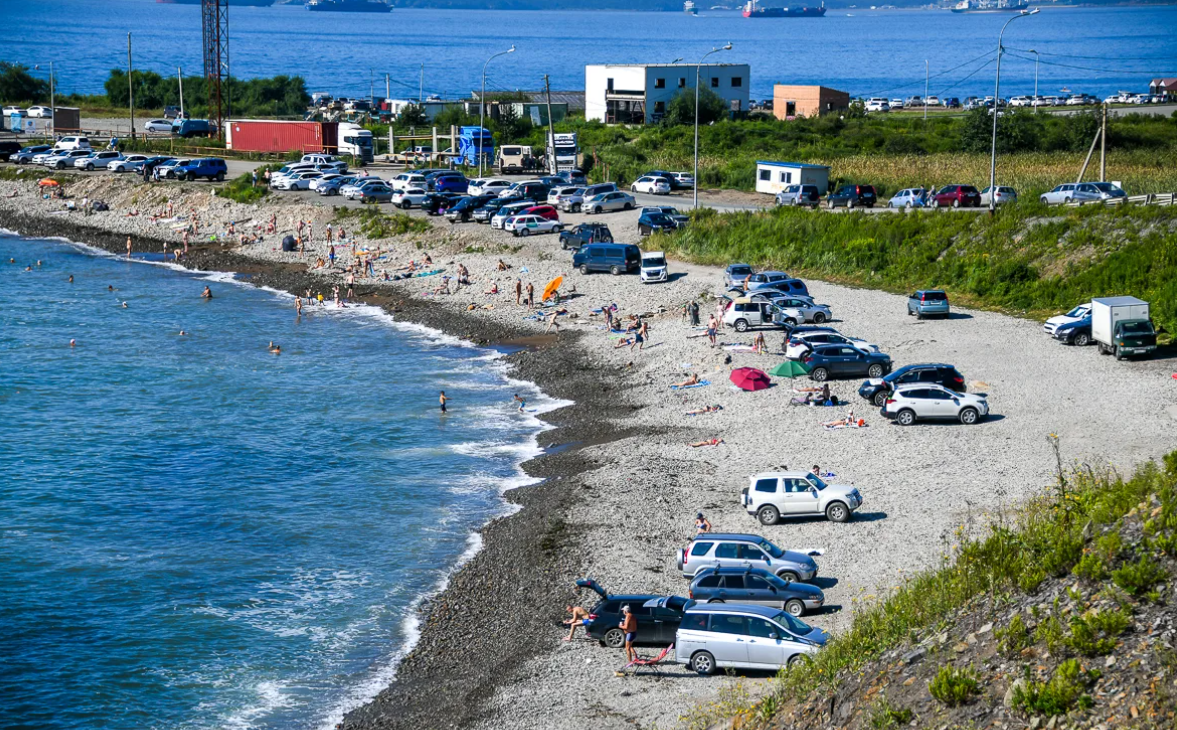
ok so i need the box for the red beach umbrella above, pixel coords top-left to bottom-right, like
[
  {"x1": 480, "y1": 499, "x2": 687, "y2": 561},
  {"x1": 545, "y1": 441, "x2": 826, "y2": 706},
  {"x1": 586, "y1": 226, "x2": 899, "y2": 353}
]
[{"x1": 730, "y1": 367, "x2": 771, "y2": 392}]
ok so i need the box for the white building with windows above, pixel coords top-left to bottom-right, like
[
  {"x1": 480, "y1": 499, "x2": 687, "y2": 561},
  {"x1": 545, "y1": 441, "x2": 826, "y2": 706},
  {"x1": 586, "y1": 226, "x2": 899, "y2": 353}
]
[
  {"x1": 585, "y1": 63, "x2": 751, "y2": 124},
  {"x1": 754, "y1": 160, "x2": 830, "y2": 196}
]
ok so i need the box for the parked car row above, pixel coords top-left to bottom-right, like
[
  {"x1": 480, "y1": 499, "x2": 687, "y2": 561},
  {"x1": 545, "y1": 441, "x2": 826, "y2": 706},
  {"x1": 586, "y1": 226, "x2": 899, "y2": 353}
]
[
  {"x1": 860, "y1": 92, "x2": 1151, "y2": 112},
  {"x1": 1043, "y1": 298, "x2": 1157, "y2": 360}
]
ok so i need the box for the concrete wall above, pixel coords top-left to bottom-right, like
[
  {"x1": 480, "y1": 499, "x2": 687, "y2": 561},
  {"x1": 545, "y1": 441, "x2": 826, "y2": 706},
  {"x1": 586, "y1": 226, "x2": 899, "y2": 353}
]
[
  {"x1": 586, "y1": 64, "x2": 750, "y2": 123},
  {"x1": 772, "y1": 85, "x2": 850, "y2": 119}
]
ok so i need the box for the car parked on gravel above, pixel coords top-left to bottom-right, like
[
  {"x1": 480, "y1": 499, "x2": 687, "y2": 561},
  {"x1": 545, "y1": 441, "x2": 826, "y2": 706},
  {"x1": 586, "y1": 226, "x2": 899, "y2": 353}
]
[
  {"x1": 575, "y1": 578, "x2": 692, "y2": 648},
  {"x1": 637, "y1": 210, "x2": 677, "y2": 237},
  {"x1": 491, "y1": 201, "x2": 536, "y2": 229},
  {"x1": 886, "y1": 188, "x2": 928, "y2": 208},
  {"x1": 44, "y1": 149, "x2": 92, "y2": 169},
  {"x1": 572, "y1": 243, "x2": 641, "y2": 275},
  {"x1": 467, "y1": 177, "x2": 512, "y2": 196},
  {"x1": 272, "y1": 171, "x2": 322, "y2": 191},
  {"x1": 775, "y1": 184, "x2": 822, "y2": 208},
  {"x1": 756, "y1": 278, "x2": 811, "y2": 299},
  {"x1": 389, "y1": 187, "x2": 429, "y2": 207},
  {"x1": 785, "y1": 328, "x2": 879, "y2": 360},
  {"x1": 388, "y1": 172, "x2": 428, "y2": 192},
  {"x1": 742, "y1": 471, "x2": 864, "y2": 525},
  {"x1": 584, "y1": 190, "x2": 636, "y2": 214},
  {"x1": 723, "y1": 264, "x2": 754, "y2": 289},
  {"x1": 979, "y1": 186, "x2": 1018, "y2": 206},
  {"x1": 504, "y1": 214, "x2": 563, "y2": 237},
  {"x1": 473, "y1": 196, "x2": 526, "y2": 223},
  {"x1": 769, "y1": 296, "x2": 832, "y2": 325},
  {"x1": 422, "y1": 192, "x2": 466, "y2": 216},
  {"x1": 857, "y1": 363, "x2": 966, "y2": 408},
  {"x1": 74, "y1": 151, "x2": 124, "y2": 171},
  {"x1": 560, "y1": 222, "x2": 613, "y2": 250},
  {"x1": 12, "y1": 145, "x2": 52, "y2": 164},
  {"x1": 640, "y1": 251, "x2": 669, "y2": 283},
  {"x1": 826, "y1": 184, "x2": 877, "y2": 209},
  {"x1": 631, "y1": 175, "x2": 671, "y2": 195},
  {"x1": 642, "y1": 206, "x2": 689, "y2": 227},
  {"x1": 1043, "y1": 303, "x2": 1093, "y2": 345},
  {"x1": 743, "y1": 271, "x2": 793, "y2": 292},
  {"x1": 315, "y1": 175, "x2": 358, "y2": 196},
  {"x1": 153, "y1": 158, "x2": 190, "y2": 180},
  {"x1": 677, "y1": 533, "x2": 819, "y2": 582},
  {"x1": 445, "y1": 194, "x2": 497, "y2": 223},
  {"x1": 0, "y1": 141, "x2": 22, "y2": 161},
  {"x1": 724, "y1": 298, "x2": 779, "y2": 332},
  {"x1": 882, "y1": 383, "x2": 990, "y2": 425},
  {"x1": 688, "y1": 567, "x2": 824, "y2": 616},
  {"x1": 350, "y1": 182, "x2": 394, "y2": 203},
  {"x1": 907, "y1": 289, "x2": 951, "y2": 319},
  {"x1": 930, "y1": 184, "x2": 982, "y2": 208},
  {"x1": 108, "y1": 154, "x2": 150, "y2": 173},
  {"x1": 1049, "y1": 313, "x2": 1093, "y2": 346},
  {"x1": 675, "y1": 603, "x2": 827, "y2": 675},
  {"x1": 172, "y1": 158, "x2": 228, "y2": 182},
  {"x1": 802, "y1": 344, "x2": 892, "y2": 381},
  {"x1": 143, "y1": 118, "x2": 173, "y2": 134},
  {"x1": 547, "y1": 186, "x2": 582, "y2": 206}
]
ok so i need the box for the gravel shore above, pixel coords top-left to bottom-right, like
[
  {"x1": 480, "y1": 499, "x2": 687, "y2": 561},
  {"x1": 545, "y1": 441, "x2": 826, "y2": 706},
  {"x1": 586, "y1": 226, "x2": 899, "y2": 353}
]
[{"x1": 3, "y1": 171, "x2": 1175, "y2": 730}]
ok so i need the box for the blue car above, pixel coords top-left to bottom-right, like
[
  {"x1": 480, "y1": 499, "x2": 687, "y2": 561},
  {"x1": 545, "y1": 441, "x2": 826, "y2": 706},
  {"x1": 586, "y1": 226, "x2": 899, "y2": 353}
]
[
  {"x1": 434, "y1": 174, "x2": 469, "y2": 194},
  {"x1": 171, "y1": 158, "x2": 228, "y2": 182},
  {"x1": 1051, "y1": 315, "x2": 1093, "y2": 346},
  {"x1": 907, "y1": 290, "x2": 950, "y2": 319}
]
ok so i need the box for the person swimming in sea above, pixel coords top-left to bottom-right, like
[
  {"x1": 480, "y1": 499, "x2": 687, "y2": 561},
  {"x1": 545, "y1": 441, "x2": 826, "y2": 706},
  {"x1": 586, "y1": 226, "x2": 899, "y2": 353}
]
[
  {"x1": 268, "y1": 341, "x2": 281, "y2": 355},
  {"x1": 439, "y1": 391, "x2": 450, "y2": 414},
  {"x1": 201, "y1": 286, "x2": 213, "y2": 300}
]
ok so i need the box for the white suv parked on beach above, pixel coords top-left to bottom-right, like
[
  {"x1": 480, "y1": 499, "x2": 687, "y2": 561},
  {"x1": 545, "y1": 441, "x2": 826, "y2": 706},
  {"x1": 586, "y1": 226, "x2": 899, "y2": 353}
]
[{"x1": 741, "y1": 471, "x2": 863, "y2": 525}]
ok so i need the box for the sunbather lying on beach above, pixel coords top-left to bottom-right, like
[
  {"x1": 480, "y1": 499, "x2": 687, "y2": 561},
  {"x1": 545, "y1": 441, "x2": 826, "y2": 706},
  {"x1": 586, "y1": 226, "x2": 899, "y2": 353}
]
[
  {"x1": 686, "y1": 404, "x2": 723, "y2": 415},
  {"x1": 822, "y1": 411, "x2": 856, "y2": 428},
  {"x1": 614, "y1": 337, "x2": 634, "y2": 348},
  {"x1": 690, "y1": 437, "x2": 724, "y2": 447},
  {"x1": 674, "y1": 373, "x2": 701, "y2": 388}
]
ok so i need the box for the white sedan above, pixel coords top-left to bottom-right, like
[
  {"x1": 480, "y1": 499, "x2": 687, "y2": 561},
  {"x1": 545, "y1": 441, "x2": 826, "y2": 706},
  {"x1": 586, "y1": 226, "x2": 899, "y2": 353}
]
[
  {"x1": 468, "y1": 178, "x2": 512, "y2": 196},
  {"x1": 882, "y1": 383, "x2": 990, "y2": 426},
  {"x1": 109, "y1": 154, "x2": 149, "y2": 173},
  {"x1": 272, "y1": 171, "x2": 322, "y2": 190},
  {"x1": 144, "y1": 119, "x2": 173, "y2": 133},
  {"x1": 27, "y1": 106, "x2": 53, "y2": 118},
  {"x1": 390, "y1": 187, "x2": 429, "y2": 207},
  {"x1": 631, "y1": 176, "x2": 671, "y2": 195},
  {"x1": 388, "y1": 173, "x2": 429, "y2": 191},
  {"x1": 74, "y1": 151, "x2": 124, "y2": 171},
  {"x1": 504, "y1": 215, "x2": 564, "y2": 237}
]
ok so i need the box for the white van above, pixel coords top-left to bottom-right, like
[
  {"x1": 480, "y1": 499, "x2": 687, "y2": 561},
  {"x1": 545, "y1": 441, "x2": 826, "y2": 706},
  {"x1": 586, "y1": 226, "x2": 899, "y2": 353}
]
[
  {"x1": 640, "y1": 251, "x2": 668, "y2": 284},
  {"x1": 675, "y1": 603, "x2": 827, "y2": 675}
]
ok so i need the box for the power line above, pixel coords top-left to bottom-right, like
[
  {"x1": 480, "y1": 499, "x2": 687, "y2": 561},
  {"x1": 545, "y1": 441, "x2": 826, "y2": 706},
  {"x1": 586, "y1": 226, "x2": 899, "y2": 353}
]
[
  {"x1": 933, "y1": 57, "x2": 996, "y2": 97},
  {"x1": 860, "y1": 48, "x2": 995, "y2": 98},
  {"x1": 1006, "y1": 46, "x2": 1177, "y2": 62},
  {"x1": 1004, "y1": 51, "x2": 1162, "y2": 76}
]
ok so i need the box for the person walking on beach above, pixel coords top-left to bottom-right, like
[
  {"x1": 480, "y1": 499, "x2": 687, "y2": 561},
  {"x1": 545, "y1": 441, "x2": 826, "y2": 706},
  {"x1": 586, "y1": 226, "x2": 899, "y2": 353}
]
[
  {"x1": 545, "y1": 310, "x2": 560, "y2": 334},
  {"x1": 126, "y1": 236, "x2": 132, "y2": 257},
  {"x1": 620, "y1": 606, "x2": 638, "y2": 663},
  {"x1": 513, "y1": 393, "x2": 526, "y2": 412},
  {"x1": 346, "y1": 272, "x2": 355, "y2": 300},
  {"x1": 439, "y1": 391, "x2": 450, "y2": 414},
  {"x1": 706, "y1": 315, "x2": 718, "y2": 347},
  {"x1": 295, "y1": 296, "x2": 303, "y2": 316},
  {"x1": 631, "y1": 320, "x2": 648, "y2": 352},
  {"x1": 514, "y1": 279, "x2": 522, "y2": 305},
  {"x1": 329, "y1": 245, "x2": 336, "y2": 269},
  {"x1": 525, "y1": 282, "x2": 535, "y2": 309}
]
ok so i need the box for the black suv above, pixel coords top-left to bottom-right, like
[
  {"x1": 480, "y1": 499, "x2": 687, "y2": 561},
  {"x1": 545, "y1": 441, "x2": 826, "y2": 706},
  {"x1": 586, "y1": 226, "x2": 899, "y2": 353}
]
[
  {"x1": 576, "y1": 578, "x2": 692, "y2": 647},
  {"x1": 445, "y1": 194, "x2": 496, "y2": 223},
  {"x1": 857, "y1": 363, "x2": 965, "y2": 407},
  {"x1": 688, "y1": 567, "x2": 824, "y2": 617},
  {"x1": 802, "y1": 344, "x2": 892, "y2": 381},
  {"x1": 560, "y1": 223, "x2": 613, "y2": 251},
  {"x1": 826, "y1": 184, "x2": 877, "y2": 209},
  {"x1": 421, "y1": 192, "x2": 465, "y2": 216}
]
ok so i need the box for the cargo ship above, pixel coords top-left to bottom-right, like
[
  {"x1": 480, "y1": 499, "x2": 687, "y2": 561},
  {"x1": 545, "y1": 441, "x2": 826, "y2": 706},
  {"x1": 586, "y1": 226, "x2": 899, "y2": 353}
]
[
  {"x1": 157, "y1": 0, "x2": 275, "y2": 5},
  {"x1": 684, "y1": 0, "x2": 698, "y2": 13},
  {"x1": 742, "y1": 0, "x2": 825, "y2": 17},
  {"x1": 950, "y1": 0, "x2": 1030, "y2": 12},
  {"x1": 306, "y1": 0, "x2": 392, "y2": 11}
]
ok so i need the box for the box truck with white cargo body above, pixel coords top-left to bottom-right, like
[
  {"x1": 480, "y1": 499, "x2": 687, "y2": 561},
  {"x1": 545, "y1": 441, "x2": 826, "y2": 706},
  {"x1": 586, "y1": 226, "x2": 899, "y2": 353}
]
[
  {"x1": 338, "y1": 122, "x2": 374, "y2": 164},
  {"x1": 1091, "y1": 296, "x2": 1157, "y2": 360},
  {"x1": 547, "y1": 132, "x2": 579, "y2": 173}
]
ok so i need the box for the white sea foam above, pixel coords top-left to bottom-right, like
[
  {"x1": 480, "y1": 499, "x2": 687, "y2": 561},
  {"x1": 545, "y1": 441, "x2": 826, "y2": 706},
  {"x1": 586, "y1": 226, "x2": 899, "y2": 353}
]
[{"x1": 223, "y1": 680, "x2": 296, "y2": 730}]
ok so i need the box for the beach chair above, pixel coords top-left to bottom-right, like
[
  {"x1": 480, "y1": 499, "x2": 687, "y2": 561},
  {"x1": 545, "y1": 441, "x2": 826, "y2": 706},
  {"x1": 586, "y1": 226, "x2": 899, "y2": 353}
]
[{"x1": 615, "y1": 644, "x2": 675, "y2": 677}]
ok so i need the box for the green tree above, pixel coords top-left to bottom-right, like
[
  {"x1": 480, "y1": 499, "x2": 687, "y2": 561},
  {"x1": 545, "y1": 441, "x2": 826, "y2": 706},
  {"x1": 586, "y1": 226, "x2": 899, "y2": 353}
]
[
  {"x1": 397, "y1": 104, "x2": 428, "y2": 127},
  {"x1": 0, "y1": 62, "x2": 50, "y2": 104},
  {"x1": 493, "y1": 103, "x2": 533, "y2": 143},
  {"x1": 1059, "y1": 109, "x2": 1100, "y2": 152},
  {"x1": 960, "y1": 107, "x2": 1042, "y2": 154},
  {"x1": 662, "y1": 87, "x2": 729, "y2": 126}
]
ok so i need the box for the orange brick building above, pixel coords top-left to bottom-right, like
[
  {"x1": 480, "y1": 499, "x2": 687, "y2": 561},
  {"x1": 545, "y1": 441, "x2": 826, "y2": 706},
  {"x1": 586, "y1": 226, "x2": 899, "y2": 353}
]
[{"x1": 772, "y1": 85, "x2": 850, "y2": 119}]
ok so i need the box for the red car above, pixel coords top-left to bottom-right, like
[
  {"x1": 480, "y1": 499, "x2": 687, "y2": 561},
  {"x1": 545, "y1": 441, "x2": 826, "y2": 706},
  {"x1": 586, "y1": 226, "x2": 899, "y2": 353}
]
[
  {"x1": 930, "y1": 185, "x2": 981, "y2": 208},
  {"x1": 524, "y1": 205, "x2": 559, "y2": 221}
]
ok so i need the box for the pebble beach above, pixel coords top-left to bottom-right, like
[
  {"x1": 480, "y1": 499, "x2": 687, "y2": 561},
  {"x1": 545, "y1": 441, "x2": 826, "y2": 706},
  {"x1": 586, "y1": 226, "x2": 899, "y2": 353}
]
[{"x1": 3, "y1": 170, "x2": 1175, "y2": 730}]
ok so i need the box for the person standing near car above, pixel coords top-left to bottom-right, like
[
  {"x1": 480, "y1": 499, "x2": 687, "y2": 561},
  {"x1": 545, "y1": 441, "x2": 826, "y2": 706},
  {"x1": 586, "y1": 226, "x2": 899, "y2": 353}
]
[{"x1": 620, "y1": 606, "x2": 638, "y2": 663}]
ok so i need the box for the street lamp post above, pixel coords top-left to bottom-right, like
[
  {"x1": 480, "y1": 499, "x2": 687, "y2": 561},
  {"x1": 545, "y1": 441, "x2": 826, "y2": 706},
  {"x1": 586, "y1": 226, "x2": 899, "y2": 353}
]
[
  {"x1": 33, "y1": 62, "x2": 55, "y2": 139},
  {"x1": 989, "y1": 9, "x2": 1039, "y2": 214},
  {"x1": 479, "y1": 45, "x2": 515, "y2": 178},
  {"x1": 694, "y1": 43, "x2": 732, "y2": 210},
  {"x1": 1028, "y1": 49, "x2": 1040, "y2": 105}
]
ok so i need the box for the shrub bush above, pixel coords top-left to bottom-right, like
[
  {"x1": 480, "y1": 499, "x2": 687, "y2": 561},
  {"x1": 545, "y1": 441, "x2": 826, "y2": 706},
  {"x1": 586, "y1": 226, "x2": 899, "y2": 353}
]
[
  {"x1": 928, "y1": 665, "x2": 980, "y2": 706},
  {"x1": 1011, "y1": 659, "x2": 1098, "y2": 715}
]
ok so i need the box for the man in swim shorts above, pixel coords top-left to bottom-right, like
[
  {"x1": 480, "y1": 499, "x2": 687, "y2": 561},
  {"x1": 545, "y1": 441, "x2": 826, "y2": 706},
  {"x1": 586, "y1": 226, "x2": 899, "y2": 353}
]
[{"x1": 620, "y1": 605, "x2": 638, "y2": 662}]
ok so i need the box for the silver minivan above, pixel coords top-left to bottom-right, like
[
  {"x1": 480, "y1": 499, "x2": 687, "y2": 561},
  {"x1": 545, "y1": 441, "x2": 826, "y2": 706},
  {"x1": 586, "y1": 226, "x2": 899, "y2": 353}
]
[{"x1": 675, "y1": 604, "x2": 827, "y2": 674}]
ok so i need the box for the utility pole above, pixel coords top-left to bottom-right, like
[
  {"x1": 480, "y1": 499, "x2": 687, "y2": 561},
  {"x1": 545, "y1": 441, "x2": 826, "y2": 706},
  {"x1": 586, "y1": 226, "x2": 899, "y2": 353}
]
[
  {"x1": 49, "y1": 62, "x2": 55, "y2": 139},
  {"x1": 128, "y1": 33, "x2": 135, "y2": 142},
  {"x1": 924, "y1": 60, "x2": 929, "y2": 121},
  {"x1": 385, "y1": 73, "x2": 390, "y2": 103},
  {"x1": 1099, "y1": 102, "x2": 1107, "y2": 182},
  {"x1": 419, "y1": 64, "x2": 424, "y2": 104},
  {"x1": 178, "y1": 67, "x2": 185, "y2": 118},
  {"x1": 544, "y1": 74, "x2": 557, "y2": 174},
  {"x1": 988, "y1": 9, "x2": 1039, "y2": 215}
]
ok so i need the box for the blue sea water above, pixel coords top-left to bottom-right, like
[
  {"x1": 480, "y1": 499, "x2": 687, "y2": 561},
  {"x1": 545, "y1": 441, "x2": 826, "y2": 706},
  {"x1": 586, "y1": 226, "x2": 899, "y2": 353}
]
[
  {"x1": 0, "y1": 233, "x2": 561, "y2": 730},
  {"x1": 3, "y1": 1, "x2": 1177, "y2": 104}
]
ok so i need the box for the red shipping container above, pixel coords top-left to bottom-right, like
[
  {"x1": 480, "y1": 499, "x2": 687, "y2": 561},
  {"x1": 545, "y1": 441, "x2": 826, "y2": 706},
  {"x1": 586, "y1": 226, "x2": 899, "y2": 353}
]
[{"x1": 226, "y1": 120, "x2": 339, "y2": 154}]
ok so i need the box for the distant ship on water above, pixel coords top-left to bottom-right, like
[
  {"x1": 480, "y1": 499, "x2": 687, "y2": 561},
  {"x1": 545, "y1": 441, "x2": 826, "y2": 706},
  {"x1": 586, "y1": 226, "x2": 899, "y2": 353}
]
[
  {"x1": 306, "y1": 0, "x2": 392, "y2": 11},
  {"x1": 743, "y1": 0, "x2": 825, "y2": 16},
  {"x1": 684, "y1": 0, "x2": 698, "y2": 13},
  {"x1": 157, "y1": 0, "x2": 275, "y2": 5},
  {"x1": 951, "y1": 0, "x2": 1030, "y2": 12}
]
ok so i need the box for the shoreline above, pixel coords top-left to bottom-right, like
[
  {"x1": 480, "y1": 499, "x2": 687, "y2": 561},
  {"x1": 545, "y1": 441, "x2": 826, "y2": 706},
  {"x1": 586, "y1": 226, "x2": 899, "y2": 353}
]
[{"x1": 0, "y1": 208, "x2": 631, "y2": 730}]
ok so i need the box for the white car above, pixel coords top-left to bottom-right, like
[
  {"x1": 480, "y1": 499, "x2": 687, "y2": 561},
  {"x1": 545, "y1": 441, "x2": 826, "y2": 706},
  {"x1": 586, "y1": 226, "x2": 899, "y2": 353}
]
[
  {"x1": 109, "y1": 154, "x2": 149, "y2": 173},
  {"x1": 3, "y1": 105, "x2": 24, "y2": 115},
  {"x1": 882, "y1": 383, "x2": 990, "y2": 426},
  {"x1": 272, "y1": 171, "x2": 322, "y2": 191},
  {"x1": 468, "y1": 178, "x2": 512, "y2": 196},
  {"x1": 640, "y1": 251, "x2": 668, "y2": 283},
  {"x1": 144, "y1": 119, "x2": 173, "y2": 133},
  {"x1": 389, "y1": 187, "x2": 429, "y2": 207},
  {"x1": 491, "y1": 202, "x2": 534, "y2": 228},
  {"x1": 547, "y1": 186, "x2": 582, "y2": 205},
  {"x1": 889, "y1": 98, "x2": 905, "y2": 109},
  {"x1": 301, "y1": 153, "x2": 347, "y2": 173},
  {"x1": 979, "y1": 186, "x2": 1018, "y2": 206},
  {"x1": 52, "y1": 136, "x2": 92, "y2": 151},
  {"x1": 504, "y1": 214, "x2": 563, "y2": 237},
  {"x1": 339, "y1": 178, "x2": 386, "y2": 197},
  {"x1": 74, "y1": 151, "x2": 124, "y2": 171},
  {"x1": 308, "y1": 173, "x2": 343, "y2": 192},
  {"x1": 785, "y1": 330, "x2": 879, "y2": 361},
  {"x1": 1039, "y1": 183, "x2": 1079, "y2": 205},
  {"x1": 1043, "y1": 302, "x2": 1092, "y2": 337},
  {"x1": 864, "y1": 98, "x2": 890, "y2": 112},
  {"x1": 631, "y1": 176, "x2": 671, "y2": 195},
  {"x1": 389, "y1": 173, "x2": 429, "y2": 192},
  {"x1": 1008, "y1": 95, "x2": 1033, "y2": 108},
  {"x1": 44, "y1": 149, "x2": 92, "y2": 169},
  {"x1": 498, "y1": 179, "x2": 546, "y2": 198},
  {"x1": 1064, "y1": 94, "x2": 1089, "y2": 106},
  {"x1": 154, "y1": 158, "x2": 190, "y2": 179},
  {"x1": 27, "y1": 106, "x2": 53, "y2": 118},
  {"x1": 925, "y1": 96, "x2": 941, "y2": 106},
  {"x1": 741, "y1": 470, "x2": 864, "y2": 525}
]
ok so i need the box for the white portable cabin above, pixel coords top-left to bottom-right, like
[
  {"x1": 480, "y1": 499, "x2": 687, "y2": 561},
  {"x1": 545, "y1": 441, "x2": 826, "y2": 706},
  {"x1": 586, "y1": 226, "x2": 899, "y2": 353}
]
[{"x1": 755, "y1": 161, "x2": 830, "y2": 196}]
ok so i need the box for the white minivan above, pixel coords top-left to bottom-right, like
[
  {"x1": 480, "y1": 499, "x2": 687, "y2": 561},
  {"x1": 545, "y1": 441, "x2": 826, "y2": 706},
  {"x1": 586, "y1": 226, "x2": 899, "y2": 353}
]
[
  {"x1": 640, "y1": 251, "x2": 668, "y2": 283},
  {"x1": 675, "y1": 603, "x2": 827, "y2": 675}
]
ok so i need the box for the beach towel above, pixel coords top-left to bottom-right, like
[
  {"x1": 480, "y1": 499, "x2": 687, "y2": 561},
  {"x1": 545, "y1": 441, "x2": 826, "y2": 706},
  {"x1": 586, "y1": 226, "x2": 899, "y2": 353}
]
[
  {"x1": 670, "y1": 380, "x2": 710, "y2": 390},
  {"x1": 412, "y1": 269, "x2": 445, "y2": 278},
  {"x1": 723, "y1": 345, "x2": 757, "y2": 353},
  {"x1": 823, "y1": 423, "x2": 869, "y2": 431}
]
